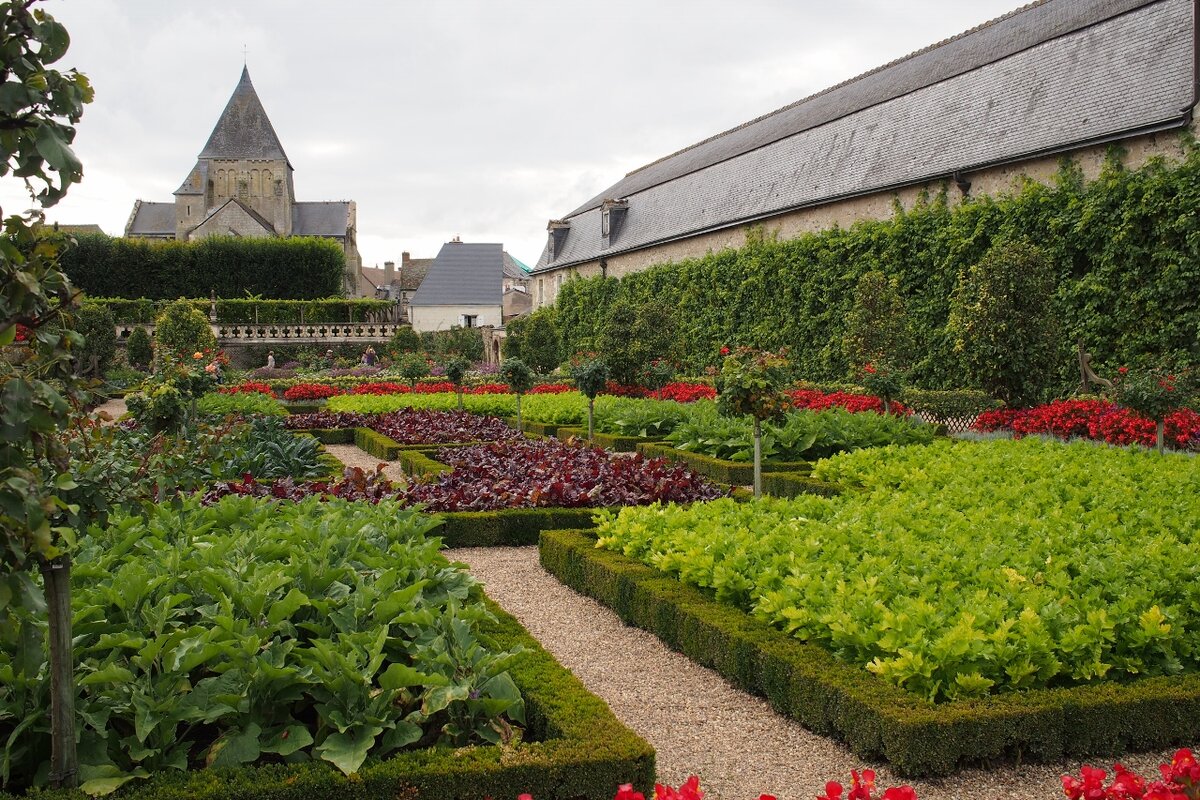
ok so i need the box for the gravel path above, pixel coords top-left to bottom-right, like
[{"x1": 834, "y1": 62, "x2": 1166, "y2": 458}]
[
  {"x1": 451, "y1": 545, "x2": 1194, "y2": 800},
  {"x1": 321, "y1": 443, "x2": 406, "y2": 482},
  {"x1": 92, "y1": 397, "x2": 127, "y2": 425}
]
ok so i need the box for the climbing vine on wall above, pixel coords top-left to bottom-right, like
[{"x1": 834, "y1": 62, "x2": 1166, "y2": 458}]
[{"x1": 552, "y1": 143, "x2": 1200, "y2": 399}]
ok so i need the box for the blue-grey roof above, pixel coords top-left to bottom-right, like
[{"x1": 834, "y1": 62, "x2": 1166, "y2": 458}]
[
  {"x1": 199, "y1": 67, "x2": 290, "y2": 164},
  {"x1": 292, "y1": 202, "x2": 350, "y2": 237},
  {"x1": 127, "y1": 202, "x2": 175, "y2": 236},
  {"x1": 410, "y1": 242, "x2": 505, "y2": 307},
  {"x1": 537, "y1": 0, "x2": 1196, "y2": 271}
]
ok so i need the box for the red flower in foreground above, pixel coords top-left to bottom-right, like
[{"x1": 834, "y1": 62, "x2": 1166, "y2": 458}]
[{"x1": 720, "y1": 346, "x2": 730, "y2": 356}]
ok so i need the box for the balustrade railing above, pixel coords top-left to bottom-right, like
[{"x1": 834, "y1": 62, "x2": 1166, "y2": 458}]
[{"x1": 115, "y1": 322, "x2": 406, "y2": 343}]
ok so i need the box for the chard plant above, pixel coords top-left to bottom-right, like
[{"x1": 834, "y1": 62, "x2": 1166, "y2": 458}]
[
  {"x1": 716, "y1": 347, "x2": 792, "y2": 497},
  {"x1": 499, "y1": 357, "x2": 535, "y2": 430}
]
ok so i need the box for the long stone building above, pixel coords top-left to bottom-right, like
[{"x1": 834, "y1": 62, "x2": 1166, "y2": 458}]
[
  {"x1": 530, "y1": 0, "x2": 1198, "y2": 308},
  {"x1": 125, "y1": 67, "x2": 364, "y2": 294}
]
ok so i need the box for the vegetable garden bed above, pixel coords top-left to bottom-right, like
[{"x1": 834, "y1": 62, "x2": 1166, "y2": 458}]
[
  {"x1": 636, "y1": 441, "x2": 810, "y2": 485},
  {"x1": 555, "y1": 426, "x2": 664, "y2": 452}
]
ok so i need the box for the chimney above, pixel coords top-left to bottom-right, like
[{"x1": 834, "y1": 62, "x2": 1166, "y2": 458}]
[
  {"x1": 401, "y1": 251, "x2": 410, "y2": 268},
  {"x1": 547, "y1": 219, "x2": 571, "y2": 261},
  {"x1": 450, "y1": 235, "x2": 462, "y2": 243},
  {"x1": 384, "y1": 260, "x2": 395, "y2": 287}
]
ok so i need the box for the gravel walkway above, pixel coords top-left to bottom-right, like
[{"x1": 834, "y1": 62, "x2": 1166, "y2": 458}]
[
  {"x1": 321, "y1": 443, "x2": 406, "y2": 482},
  {"x1": 451, "y1": 545, "x2": 1194, "y2": 800},
  {"x1": 92, "y1": 397, "x2": 128, "y2": 425}
]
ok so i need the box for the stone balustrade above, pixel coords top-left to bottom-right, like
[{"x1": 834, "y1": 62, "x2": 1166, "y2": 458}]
[{"x1": 116, "y1": 322, "x2": 404, "y2": 345}]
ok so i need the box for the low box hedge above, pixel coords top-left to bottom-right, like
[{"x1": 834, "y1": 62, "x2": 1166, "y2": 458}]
[
  {"x1": 285, "y1": 402, "x2": 325, "y2": 415},
  {"x1": 304, "y1": 427, "x2": 355, "y2": 445},
  {"x1": 555, "y1": 426, "x2": 664, "y2": 452},
  {"x1": 435, "y1": 507, "x2": 601, "y2": 548},
  {"x1": 540, "y1": 529, "x2": 1200, "y2": 778},
  {"x1": 355, "y1": 427, "x2": 406, "y2": 460},
  {"x1": 635, "y1": 442, "x2": 810, "y2": 485},
  {"x1": 509, "y1": 418, "x2": 565, "y2": 437},
  {"x1": 396, "y1": 448, "x2": 452, "y2": 479},
  {"x1": 1, "y1": 597, "x2": 655, "y2": 800},
  {"x1": 760, "y1": 471, "x2": 843, "y2": 498}
]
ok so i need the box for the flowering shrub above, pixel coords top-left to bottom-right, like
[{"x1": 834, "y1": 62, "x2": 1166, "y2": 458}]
[
  {"x1": 658, "y1": 382, "x2": 716, "y2": 403},
  {"x1": 717, "y1": 347, "x2": 792, "y2": 422},
  {"x1": 858, "y1": 362, "x2": 903, "y2": 413},
  {"x1": 973, "y1": 399, "x2": 1200, "y2": 450},
  {"x1": 1063, "y1": 749, "x2": 1200, "y2": 799},
  {"x1": 217, "y1": 381, "x2": 274, "y2": 396},
  {"x1": 283, "y1": 383, "x2": 345, "y2": 401}
]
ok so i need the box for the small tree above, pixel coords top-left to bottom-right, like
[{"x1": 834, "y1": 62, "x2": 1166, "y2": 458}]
[
  {"x1": 569, "y1": 353, "x2": 609, "y2": 441},
  {"x1": 640, "y1": 358, "x2": 675, "y2": 400},
  {"x1": 717, "y1": 347, "x2": 792, "y2": 498},
  {"x1": 518, "y1": 310, "x2": 562, "y2": 374},
  {"x1": 598, "y1": 300, "x2": 674, "y2": 386},
  {"x1": 1113, "y1": 366, "x2": 1186, "y2": 453},
  {"x1": 386, "y1": 325, "x2": 420, "y2": 357},
  {"x1": 499, "y1": 357, "x2": 535, "y2": 430},
  {"x1": 858, "y1": 360, "x2": 904, "y2": 415},
  {"x1": 153, "y1": 299, "x2": 216, "y2": 370},
  {"x1": 125, "y1": 325, "x2": 152, "y2": 370},
  {"x1": 843, "y1": 270, "x2": 913, "y2": 371},
  {"x1": 947, "y1": 240, "x2": 1059, "y2": 406},
  {"x1": 72, "y1": 304, "x2": 115, "y2": 377},
  {"x1": 397, "y1": 352, "x2": 430, "y2": 387},
  {"x1": 443, "y1": 356, "x2": 471, "y2": 410}
]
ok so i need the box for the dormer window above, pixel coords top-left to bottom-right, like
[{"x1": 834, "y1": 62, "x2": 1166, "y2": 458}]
[
  {"x1": 600, "y1": 199, "x2": 628, "y2": 248},
  {"x1": 547, "y1": 219, "x2": 570, "y2": 261}
]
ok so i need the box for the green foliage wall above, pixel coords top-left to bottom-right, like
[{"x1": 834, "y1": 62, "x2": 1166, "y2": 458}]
[
  {"x1": 85, "y1": 297, "x2": 393, "y2": 324},
  {"x1": 62, "y1": 234, "x2": 347, "y2": 299},
  {"x1": 554, "y1": 146, "x2": 1200, "y2": 397}
]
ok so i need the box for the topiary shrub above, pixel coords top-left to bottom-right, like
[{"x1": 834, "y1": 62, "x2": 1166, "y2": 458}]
[
  {"x1": 125, "y1": 325, "x2": 152, "y2": 370},
  {"x1": 947, "y1": 240, "x2": 1059, "y2": 407},
  {"x1": 397, "y1": 352, "x2": 430, "y2": 387},
  {"x1": 386, "y1": 325, "x2": 420, "y2": 357},
  {"x1": 499, "y1": 357, "x2": 535, "y2": 429},
  {"x1": 598, "y1": 300, "x2": 674, "y2": 386},
  {"x1": 153, "y1": 299, "x2": 217, "y2": 368},
  {"x1": 73, "y1": 304, "x2": 116, "y2": 376},
  {"x1": 843, "y1": 270, "x2": 913, "y2": 372}
]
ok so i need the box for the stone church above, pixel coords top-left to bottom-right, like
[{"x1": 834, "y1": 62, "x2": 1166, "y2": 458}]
[{"x1": 125, "y1": 67, "x2": 364, "y2": 294}]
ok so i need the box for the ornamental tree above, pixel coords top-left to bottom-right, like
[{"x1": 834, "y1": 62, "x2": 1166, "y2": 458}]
[
  {"x1": 499, "y1": 357, "x2": 535, "y2": 429},
  {"x1": 858, "y1": 360, "x2": 904, "y2": 415},
  {"x1": 569, "y1": 352, "x2": 608, "y2": 440},
  {"x1": 0, "y1": 0, "x2": 94, "y2": 787},
  {"x1": 397, "y1": 352, "x2": 430, "y2": 387},
  {"x1": 1113, "y1": 365, "x2": 1189, "y2": 453},
  {"x1": 442, "y1": 355, "x2": 471, "y2": 410},
  {"x1": 152, "y1": 299, "x2": 215, "y2": 370},
  {"x1": 717, "y1": 347, "x2": 792, "y2": 497},
  {"x1": 124, "y1": 325, "x2": 152, "y2": 370},
  {"x1": 842, "y1": 270, "x2": 913, "y2": 372}
]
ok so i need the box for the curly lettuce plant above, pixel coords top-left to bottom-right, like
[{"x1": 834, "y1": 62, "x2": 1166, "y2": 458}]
[
  {"x1": 716, "y1": 347, "x2": 791, "y2": 497},
  {"x1": 569, "y1": 352, "x2": 609, "y2": 440}
]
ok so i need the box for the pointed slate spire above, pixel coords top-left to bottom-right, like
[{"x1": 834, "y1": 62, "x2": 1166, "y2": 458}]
[{"x1": 198, "y1": 66, "x2": 290, "y2": 164}]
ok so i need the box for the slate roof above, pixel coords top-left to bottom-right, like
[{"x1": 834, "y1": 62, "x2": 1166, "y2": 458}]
[
  {"x1": 191, "y1": 198, "x2": 276, "y2": 235},
  {"x1": 361, "y1": 258, "x2": 434, "y2": 293},
  {"x1": 410, "y1": 242, "x2": 505, "y2": 307},
  {"x1": 536, "y1": 0, "x2": 1197, "y2": 271},
  {"x1": 292, "y1": 202, "x2": 352, "y2": 237},
  {"x1": 502, "y1": 251, "x2": 531, "y2": 280},
  {"x1": 55, "y1": 224, "x2": 106, "y2": 235},
  {"x1": 174, "y1": 161, "x2": 207, "y2": 196},
  {"x1": 199, "y1": 66, "x2": 291, "y2": 164},
  {"x1": 126, "y1": 202, "x2": 175, "y2": 236}
]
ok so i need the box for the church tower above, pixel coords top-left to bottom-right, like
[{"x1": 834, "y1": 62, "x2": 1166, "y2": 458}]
[{"x1": 173, "y1": 66, "x2": 295, "y2": 238}]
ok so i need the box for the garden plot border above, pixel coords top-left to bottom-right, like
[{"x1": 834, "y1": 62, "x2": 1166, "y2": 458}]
[
  {"x1": 1, "y1": 597, "x2": 653, "y2": 800},
  {"x1": 636, "y1": 441, "x2": 810, "y2": 485},
  {"x1": 540, "y1": 528, "x2": 1200, "y2": 778},
  {"x1": 555, "y1": 426, "x2": 664, "y2": 452}
]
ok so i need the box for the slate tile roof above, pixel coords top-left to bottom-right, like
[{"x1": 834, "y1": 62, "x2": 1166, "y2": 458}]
[
  {"x1": 199, "y1": 66, "x2": 290, "y2": 164},
  {"x1": 292, "y1": 202, "x2": 352, "y2": 237},
  {"x1": 535, "y1": 0, "x2": 1196, "y2": 271},
  {"x1": 410, "y1": 242, "x2": 506, "y2": 307},
  {"x1": 126, "y1": 202, "x2": 175, "y2": 236},
  {"x1": 361, "y1": 258, "x2": 434, "y2": 293}
]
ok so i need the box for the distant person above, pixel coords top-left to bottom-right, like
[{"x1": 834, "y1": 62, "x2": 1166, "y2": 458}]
[
  {"x1": 266, "y1": 350, "x2": 275, "y2": 369},
  {"x1": 363, "y1": 347, "x2": 376, "y2": 367}
]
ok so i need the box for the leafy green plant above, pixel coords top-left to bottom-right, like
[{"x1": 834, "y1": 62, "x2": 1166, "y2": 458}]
[
  {"x1": 197, "y1": 390, "x2": 286, "y2": 419},
  {"x1": 593, "y1": 396, "x2": 696, "y2": 438},
  {"x1": 123, "y1": 326, "x2": 152, "y2": 370},
  {"x1": 1113, "y1": 366, "x2": 1191, "y2": 453},
  {"x1": 71, "y1": 304, "x2": 115, "y2": 377},
  {"x1": 396, "y1": 352, "x2": 430, "y2": 387},
  {"x1": 597, "y1": 437, "x2": 1200, "y2": 702},
  {"x1": 946, "y1": 240, "x2": 1059, "y2": 406},
  {"x1": 385, "y1": 326, "x2": 420, "y2": 357},
  {"x1": 152, "y1": 299, "x2": 216, "y2": 369},
  {"x1": 569, "y1": 353, "x2": 608, "y2": 441},
  {"x1": 504, "y1": 309, "x2": 560, "y2": 374},
  {"x1": 717, "y1": 347, "x2": 792, "y2": 496},
  {"x1": 598, "y1": 301, "x2": 675, "y2": 386},
  {"x1": 0, "y1": 496, "x2": 525, "y2": 794},
  {"x1": 858, "y1": 361, "x2": 903, "y2": 414}
]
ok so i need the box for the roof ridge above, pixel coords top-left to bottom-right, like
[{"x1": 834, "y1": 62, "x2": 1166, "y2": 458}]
[{"x1": 624, "y1": 0, "x2": 1050, "y2": 179}]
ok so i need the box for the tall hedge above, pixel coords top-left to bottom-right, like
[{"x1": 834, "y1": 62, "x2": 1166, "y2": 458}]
[
  {"x1": 554, "y1": 145, "x2": 1200, "y2": 398},
  {"x1": 86, "y1": 297, "x2": 394, "y2": 324},
  {"x1": 61, "y1": 234, "x2": 346, "y2": 299}
]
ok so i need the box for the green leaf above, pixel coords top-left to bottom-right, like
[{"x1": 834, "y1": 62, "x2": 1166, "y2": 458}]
[
  {"x1": 260, "y1": 723, "x2": 313, "y2": 757},
  {"x1": 78, "y1": 765, "x2": 149, "y2": 797},
  {"x1": 206, "y1": 722, "x2": 262, "y2": 769},
  {"x1": 379, "y1": 662, "x2": 449, "y2": 689},
  {"x1": 314, "y1": 725, "x2": 382, "y2": 776}
]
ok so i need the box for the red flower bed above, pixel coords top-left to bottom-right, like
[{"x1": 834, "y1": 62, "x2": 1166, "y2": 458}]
[
  {"x1": 400, "y1": 439, "x2": 726, "y2": 512},
  {"x1": 657, "y1": 382, "x2": 716, "y2": 403},
  {"x1": 466, "y1": 382, "x2": 511, "y2": 394},
  {"x1": 526, "y1": 383, "x2": 574, "y2": 394},
  {"x1": 368, "y1": 409, "x2": 520, "y2": 445},
  {"x1": 972, "y1": 399, "x2": 1200, "y2": 449},
  {"x1": 283, "y1": 383, "x2": 345, "y2": 401},
  {"x1": 788, "y1": 388, "x2": 910, "y2": 416},
  {"x1": 350, "y1": 381, "x2": 412, "y2": 395},
  {"x1": 218, "y1": 381, "x2": 274, "y2": 396}
]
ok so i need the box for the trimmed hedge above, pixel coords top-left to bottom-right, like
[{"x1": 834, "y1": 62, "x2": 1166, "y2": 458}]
[
  {"x1": 760, "y1": 471, "x2": 843, "y2": 498},
  {"x1": 65, "y1": 234, "x2": 346, "y2": 300},
  {"x1": 541, "y1": 529, "x2": 1200, "y2": 777},
  {"x1": 555, "y1": 426, "x2": 664, "y2": 452},
  {"x1": 355, "y1": 428, "x2": 405, "y2": 460},
  {"x1": 636, "y1": 441, "x2": 810, "y2": 485},
  {"x1": 396, "y1": 449, "x2": 453, "y2": 479},
  {"x1": 93, "y1": 297, "x2": 395, "y2": 324},
  {"x1": 437, "y1": 508, "x2": 601, "y2": 548},
  {"x1": 515, "y1": 418, "x2": 566, "y2": 437},
  {"x1": 304, "y1": 427, "x2": 355, "y2": 445},
  {"x1": 0, "y1": 596, "x2": 654, "y2": 800}
]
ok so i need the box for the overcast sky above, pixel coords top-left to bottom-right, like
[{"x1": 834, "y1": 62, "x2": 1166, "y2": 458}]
[{"x1": 3, "y1": 0, "x2": 1021, "y2": 269}]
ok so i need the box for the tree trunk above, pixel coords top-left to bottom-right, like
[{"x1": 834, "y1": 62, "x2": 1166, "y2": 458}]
[
  {"x1": 40, "y1": 555, "x2": 78, "y2": 789},
  {"x1": 753, "y1": 418, "x2": 763, "y2": 499},
  {"x1": 516, "y1": 394, "x2": 523, "y2": 431},
  {"x1": 457, "y1": 388, "x2": 463, "y2": 411},
  {"x1": 1156, "y1": 419, "x2": 1165, "y2": 454},
  {"x1": 588, "y1": 397, "x2": 595, "y2": 441},
  {"x1": 883, "y1": 397, "x2": 890, "y2": 415}
]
